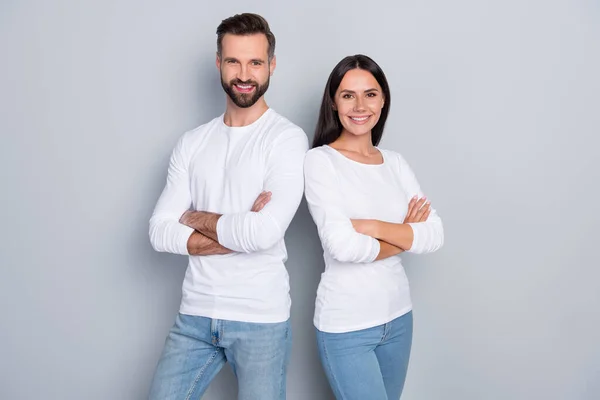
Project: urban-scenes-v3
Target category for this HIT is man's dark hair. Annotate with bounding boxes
[216,13,276,60]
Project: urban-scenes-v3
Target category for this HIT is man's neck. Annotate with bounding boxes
[223,98,269,127]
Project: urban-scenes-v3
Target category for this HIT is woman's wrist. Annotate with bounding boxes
[375,220,388,240]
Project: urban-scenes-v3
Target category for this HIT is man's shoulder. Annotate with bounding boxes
[169,116,223,159]
[264,109,305,138]
[182,115,223,141]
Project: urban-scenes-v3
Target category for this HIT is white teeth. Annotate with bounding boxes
[237,85,252,89]
[351,116,369,121]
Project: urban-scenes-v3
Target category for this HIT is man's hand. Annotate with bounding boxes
[403,196,430,224]
[180,191,271,227]
[179,209,195,228]
[251,191,272,212]
[179,190,272,236]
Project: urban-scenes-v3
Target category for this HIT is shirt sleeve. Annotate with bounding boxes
[215,128,308,253]
[148,133,195,255]
[397,153,445,254]
[304,149,381,263]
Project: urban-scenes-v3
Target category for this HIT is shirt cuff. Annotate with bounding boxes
[175,223,195,255]
[366,237,381,262]
[406,223,423,253]
[216,214,241,252]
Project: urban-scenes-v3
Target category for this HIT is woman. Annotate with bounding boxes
[304,55,444,400]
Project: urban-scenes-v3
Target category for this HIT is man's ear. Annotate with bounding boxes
[269,55,277,76]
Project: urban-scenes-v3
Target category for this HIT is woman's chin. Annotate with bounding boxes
[344,128,372,137]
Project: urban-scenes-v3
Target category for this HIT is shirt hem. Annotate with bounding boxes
[314,305,413,333]
[179,306,290,324]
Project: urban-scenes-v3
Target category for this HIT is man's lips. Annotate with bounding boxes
[234,84,256,93]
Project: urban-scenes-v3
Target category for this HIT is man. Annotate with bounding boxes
[148,13,308,400]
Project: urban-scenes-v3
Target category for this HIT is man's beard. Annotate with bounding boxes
[221,75,270,109]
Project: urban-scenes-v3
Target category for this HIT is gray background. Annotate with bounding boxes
[1,1,599,399]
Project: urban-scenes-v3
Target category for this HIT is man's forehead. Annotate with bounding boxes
[221,33,269,58]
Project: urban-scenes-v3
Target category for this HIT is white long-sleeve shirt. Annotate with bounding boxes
[149,109,308,323]
[304,145,444,333]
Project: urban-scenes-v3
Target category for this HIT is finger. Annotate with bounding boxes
[253,198,264,212]
[415,202,430,221]
[251,201,262,212]
[258,195,271,210]
[252,194,264,207]
[406,196,416,215]
[251,192,269,210]
[251,200,261,211]
[254,192,272,212]
[409,197,426,220]
[403,197,415,223]
[255,191,268,202]
[421,207,431,222]
[261,192,272,206]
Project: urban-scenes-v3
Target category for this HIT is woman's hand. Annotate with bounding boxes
[403,196,430,224]
[351,196,430,240]
[351,219,380,238]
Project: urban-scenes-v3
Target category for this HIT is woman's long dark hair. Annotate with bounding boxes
[312,54,391,148]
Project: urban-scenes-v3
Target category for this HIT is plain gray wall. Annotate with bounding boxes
[1,1,599,399]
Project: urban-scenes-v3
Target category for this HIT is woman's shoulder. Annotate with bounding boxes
[379,148,408,165]
[305,145,334,163]
[379,148,420,181]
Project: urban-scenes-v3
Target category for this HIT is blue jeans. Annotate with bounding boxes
[149,314,292,400]
[316,312,413,400]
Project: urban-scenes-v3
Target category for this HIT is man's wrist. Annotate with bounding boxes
[195,211,221,241]
[180,210,222,240]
